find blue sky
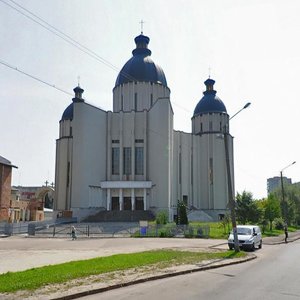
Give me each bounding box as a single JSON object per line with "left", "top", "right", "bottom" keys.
{"left": 1, "top": 0, "right": 300, "bottom": 199}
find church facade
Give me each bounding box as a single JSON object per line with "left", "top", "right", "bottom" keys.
{"left": 54, "top": 33, "right": 234, "bottom": 221}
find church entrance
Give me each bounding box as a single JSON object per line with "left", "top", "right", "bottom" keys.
{"left": 111, "top": 197, "right": 120, "bottom": 210}
{"left": 135, "top": 197, "right": 144, "bottom": 210}
{"left": 123, "top": 197, "right": 132, "bottom": 210}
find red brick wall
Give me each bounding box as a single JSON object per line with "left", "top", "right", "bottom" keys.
{"left": 0, "top": 164, "right": 12, "bottom": 221}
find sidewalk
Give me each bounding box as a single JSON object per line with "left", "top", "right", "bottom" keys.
{"left": 263, "top": 230, "right": 300, "bottom": 245}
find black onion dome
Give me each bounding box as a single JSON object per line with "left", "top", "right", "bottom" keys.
{"left": 193, "top": 79, "right": 227, "bottom": 116}
{"left": 115, "top": 34, "right": 168, "bottom": 87}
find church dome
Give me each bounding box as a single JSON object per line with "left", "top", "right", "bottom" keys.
{"left": 115, "top": 34, "right": 168, "bottom": 87}
{"left": 61, "top": 103, "right": 74, "bottom": 121}
{"left": 193, "top": 79, "right": 227, "bottom": 116}
{"left": 61, "top": 86, "right": 84, "bottom": 121}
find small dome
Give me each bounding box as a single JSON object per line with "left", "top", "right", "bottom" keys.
{"left": 115, "top": 34, "right": 168, "bottom": 87}
{"left": 61, "top": 103, "right": 73, "bottom": 121}
{"left": 193, "top": 79, "right": 227, "bottom": 116}
{"left": 61, "top": 86, "right": 84, "bottom": 121}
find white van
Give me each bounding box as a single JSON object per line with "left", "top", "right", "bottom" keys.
{"left": 228, "top": 225, "right": 262, "bottom": 251}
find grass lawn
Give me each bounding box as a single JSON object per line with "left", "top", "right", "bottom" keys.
{"left": 0, "top": 250, "right": 245, "bottom": 293}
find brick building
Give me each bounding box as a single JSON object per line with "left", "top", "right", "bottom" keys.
{"left": 0, "top": 155, "right": 17, "bottom": 222}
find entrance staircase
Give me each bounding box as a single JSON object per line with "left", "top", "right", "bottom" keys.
{"left": 83, "top": 210, "right": 155, "bottom": 222}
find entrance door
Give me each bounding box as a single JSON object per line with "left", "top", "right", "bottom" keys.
{"left": 123, "top": 197, "right": 132, "bottom": 210}
{"left": 112, "top": 197, "right": 120, "bottom": 210}
{"left": 135, "top": 197, "right": 144, "bottom": 210}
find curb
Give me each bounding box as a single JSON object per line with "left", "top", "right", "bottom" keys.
{"left": 52, "top": 254, "right": 256, "bottom": 300}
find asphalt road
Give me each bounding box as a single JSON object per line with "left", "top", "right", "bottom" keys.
{"left": 81, "top": 241, "right": 300, "bottom": 300}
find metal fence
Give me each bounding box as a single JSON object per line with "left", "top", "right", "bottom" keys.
{"left": 1, "top": 221, "right": 210, "bottom": 239}
{"left": 136, "top": 224, "right": 210, "bottom": 238}
{"left": 32, "top": 223, "right": 139, "bottom": 238}
{"left": 0, "top": 218, "right": 77, "bottom": 237}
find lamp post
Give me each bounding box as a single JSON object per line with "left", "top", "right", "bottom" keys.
{"left": 280, "top": 161, "right": 296, "bottom": 225}
{"left": 225, "top": 102, "right": 251, "bottom": 252}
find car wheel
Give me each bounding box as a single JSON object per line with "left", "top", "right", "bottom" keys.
{"left": 258, "top": 240, "right": 262, "bottom": 249}
{"left": 251, "top": 243, "right": 255, "bottom": 251}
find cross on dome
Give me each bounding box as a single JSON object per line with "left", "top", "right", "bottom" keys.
{"left": 139, "top": 19, "right": 145, "bottom": 34}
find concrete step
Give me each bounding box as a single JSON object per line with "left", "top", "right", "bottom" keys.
{"left": 83, "top": 210, "right": 155, "bottom": 222}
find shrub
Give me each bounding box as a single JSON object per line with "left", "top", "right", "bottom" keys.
{"left": 156, "top": 210, "right": 168, "bottom": 225}
{"left": 274, "top": 217, "right": 285, "bottom": 230}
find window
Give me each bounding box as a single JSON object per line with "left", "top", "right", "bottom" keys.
{"left": 200, "top": 123, "right": 203, "bottom": 132}
{"left": 135, "top": 139, "right": 144, "bottom": 143}
{"left": 112, "top": 148, "right": 120, "bottom": 175}
{"left": 123, "top": 147, "right": 132, "bottom": 175}
{"left": 183, "top": 195, "right": 188, "bottom": 206}
{"left": 135, "top": 147, "right": 144, "bottom": 175}
{"left": 121, "top": 95, "right": 124, "bottom": 111}
{"left": 150, "top": 94, "right": 153, "bottom": 106}
{"left": 209, "top": 158, "right": 213, "bottom": 184}
{"left": 134, "top": 93, "right": 137, "bottom": 111}
{"left": 179, "top": 153, "right": 181, "bottom": 184}
{"left": 112, "top": 140, "right": 119, "bottom": 144}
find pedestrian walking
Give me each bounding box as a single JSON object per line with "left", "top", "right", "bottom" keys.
{"left": 284, "top": 224, "right": 288, "bottom": 243}
{"left": 71, "top": 226, "right": 77, "bottom": 240}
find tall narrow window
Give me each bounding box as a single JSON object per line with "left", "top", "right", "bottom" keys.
{"left": 209, "top": 158, "right": 213, "bottom": 184}
{"left": 200, "top": 123, "right": 203, "bottom": 132}
{"left": 179, "top": 153, "right": 182, "bottom": 184}
{"left": 67, "top": 162, "right": 70, "bottom": 187}
{"left": 121, "top": 95, "right": 124, "bottom": 111}
{"left": 135, "top": 147, "right": 144, "bottom": 175}
{"left": 112, "top": 148, "right": 120, "bottom": 175}
{"left": 123, "top": 147, "right": 132, "bottom": 175}
{"left": 134, "top": 93, "right": 137, "bottom": 111}
{"left": 150, "top": 93, "right": 153, "bottom": 106}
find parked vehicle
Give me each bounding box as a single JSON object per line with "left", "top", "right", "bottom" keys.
{"left": 228, "top": 225, "right": 262, "bottom": 251}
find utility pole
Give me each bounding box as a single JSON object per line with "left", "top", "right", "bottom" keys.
{"left": 226, "top": 102, "right": 251, "bottom": 252}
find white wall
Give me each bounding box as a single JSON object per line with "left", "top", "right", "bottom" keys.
{"left": 148, "top": 98, "right": 173, "bottom": 213}
{"left": 113, "top": 82, "right": 170, "bottom": 112}
{"left": 71, "top": 102, "right": 107, "bottom": 209}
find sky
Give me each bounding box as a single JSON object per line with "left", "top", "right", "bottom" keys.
{"left": 1, "top": 0, "right": 300, "bottom": 199}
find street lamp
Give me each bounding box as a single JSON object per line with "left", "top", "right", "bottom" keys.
{"left": 225, "top": 102, "right": 251, "bottom": 252}
{"left": 280, "top": 161, "right": 296, "bottom": 225}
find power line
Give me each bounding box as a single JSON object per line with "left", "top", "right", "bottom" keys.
{"left": 1, "top": 0, "right": 136, "bottom": 81}
{"left": 2, "top": 0, "right": 193, "bottom": 115}
{"left": 0, "top": 59, "right": 73, "bottom": 96}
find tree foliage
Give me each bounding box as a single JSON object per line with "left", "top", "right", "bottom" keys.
{"left": 271, "top": 184, "right": 300, "bottom": 226}
{"left": 176, "top": 200, "right": 188, "bottom": 225}
{"left": 235, "top": 191, "right": 262, "bottom": 224}
{"left": 263, "top": 194, "right": 281, "bottom": 231}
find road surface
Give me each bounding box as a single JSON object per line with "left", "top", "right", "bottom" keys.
{"left": 81, "top": 240, "right": 300, "bottom": 300}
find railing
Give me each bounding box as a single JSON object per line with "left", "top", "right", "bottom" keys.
{"left": 1, "top": 221, "right": 210, "bottom": 239}
{"left": 135, "top": 224, "right": 210, "bottom": 238}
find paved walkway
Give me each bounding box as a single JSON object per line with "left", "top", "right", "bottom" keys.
{"left": 1, "top": 230, "right": 299, "bottom": 274}
{"left": 1, "top": 231, "right": 300, "bottom": 300}
{"left": 0, "top": 236, "right": 226, "bottom": 274}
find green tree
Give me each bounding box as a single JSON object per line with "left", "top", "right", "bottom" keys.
{"left": 264, "top": 194, "right": 281, "bottom": 231}
{"left": 176, "top": 200, "right": 188, "bottom": 225}
{"left": 272, "top": 184, "right": 300, "bottom": 225}
{"left": 236, "top": 191, "right": 262, "bottom": 224}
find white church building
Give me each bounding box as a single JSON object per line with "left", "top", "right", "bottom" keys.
{"left": 54, "top": 33, "right": 234, "bottom": 222}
